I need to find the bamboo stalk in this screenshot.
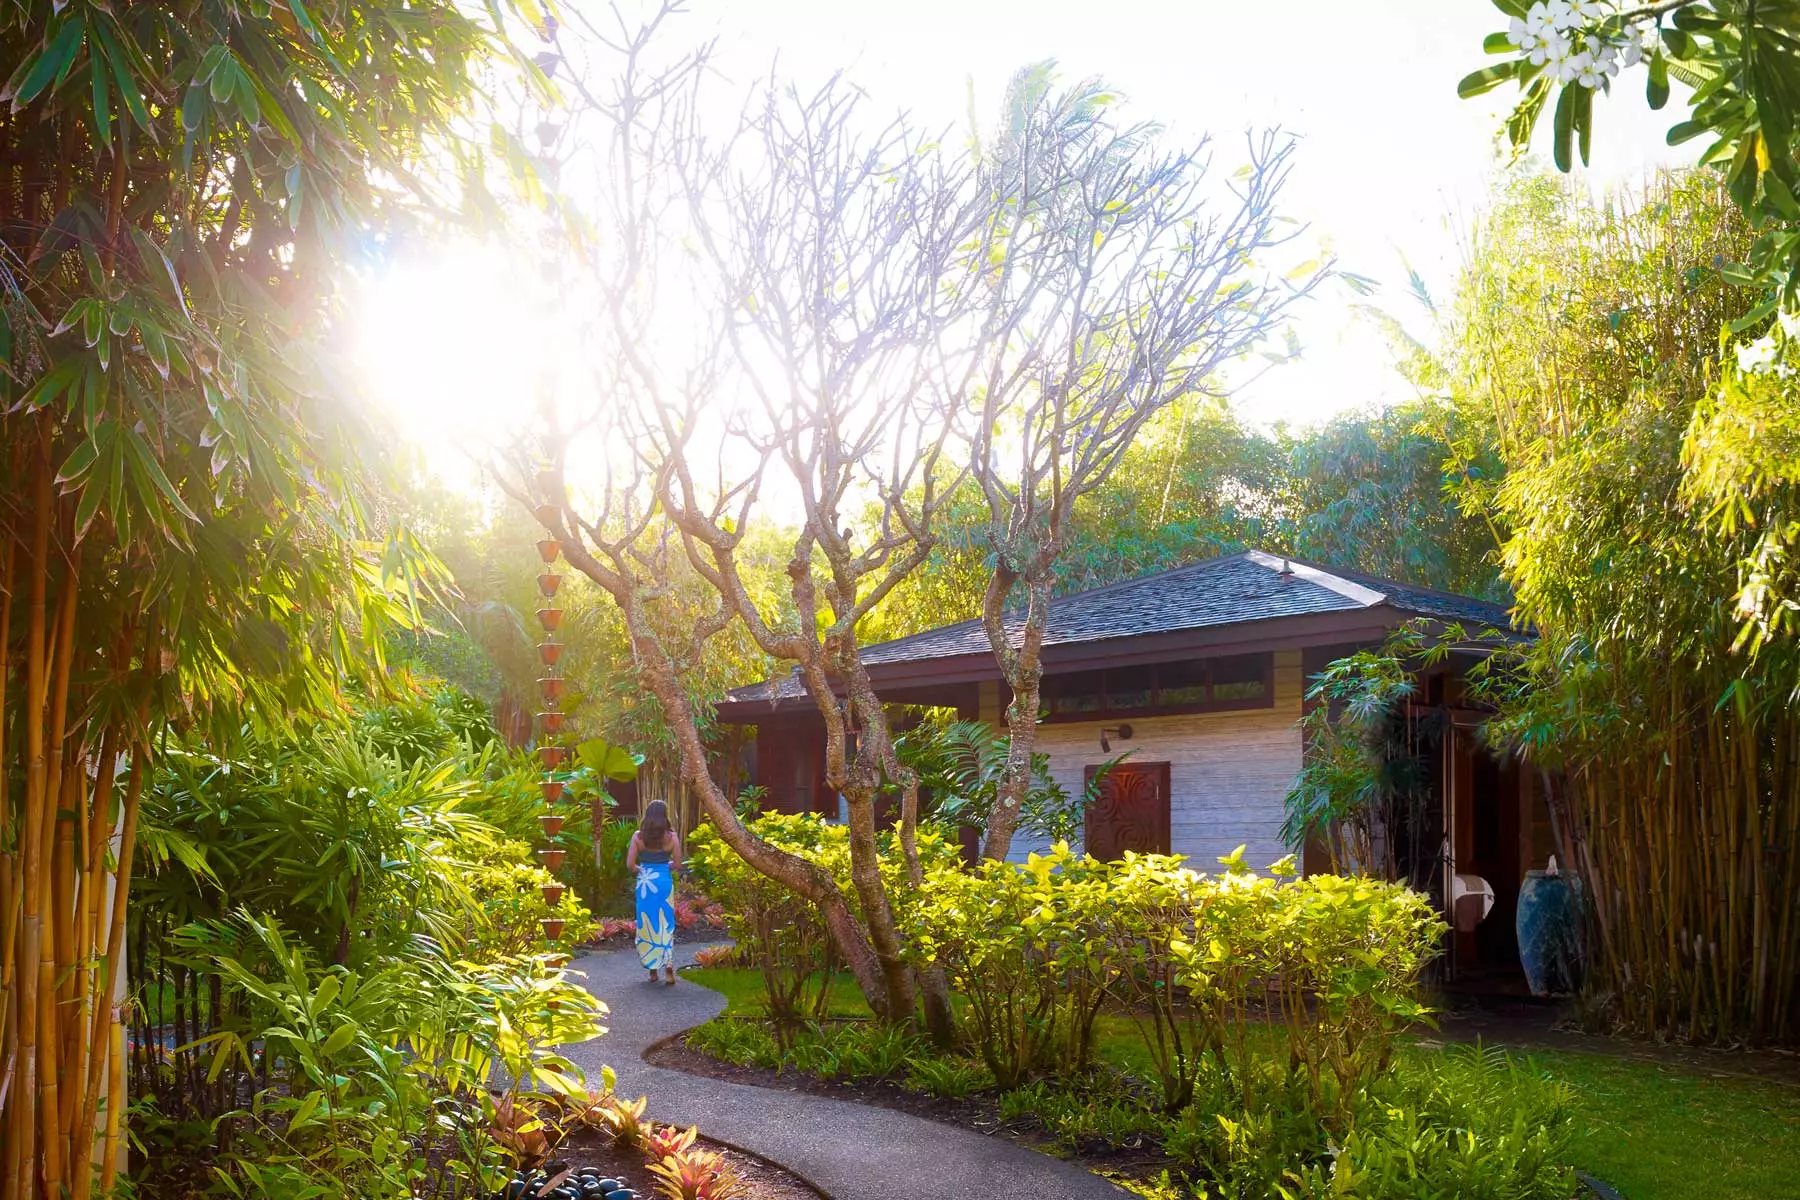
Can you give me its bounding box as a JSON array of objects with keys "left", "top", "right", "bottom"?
[
  {"left": 66, "top": 724, "right": 117, "bottom": 1199},
  {"left": 0, "top": 527, "right": 15, "bottom": 1200},
  {"left": 12, "top": 439, "right": 53, "bottom": 1200},
  {"left": 35, "top": 552, "right": 79, "bottom": 1195}
]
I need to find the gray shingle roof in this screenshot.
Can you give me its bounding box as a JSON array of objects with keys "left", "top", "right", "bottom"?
[{"left": 728, "top": 550, "right": 1515, "bottom": 704}]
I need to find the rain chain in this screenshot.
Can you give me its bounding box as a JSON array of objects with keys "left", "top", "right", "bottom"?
[{"left": 534, "top": 502, "right": 569, "bottom": 956}]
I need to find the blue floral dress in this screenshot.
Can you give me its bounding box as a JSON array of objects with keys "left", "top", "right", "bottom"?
[{"left": 634, "top": 843, "right": 676, "bottom": 970}]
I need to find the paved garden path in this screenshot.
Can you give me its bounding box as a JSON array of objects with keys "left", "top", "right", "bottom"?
[{"left": 561, "top": 945, "right": 1129, "bottom": 1200}]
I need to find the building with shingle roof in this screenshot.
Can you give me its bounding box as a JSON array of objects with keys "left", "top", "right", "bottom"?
[{"left": 717, "top": 550, "right": 1540, "bottom": 981}]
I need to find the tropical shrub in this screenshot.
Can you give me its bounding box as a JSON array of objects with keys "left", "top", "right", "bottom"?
[
  {"left": 896, "top": 841, "right": 1439, "bottom": 1112},
  {"left": 688, "top": 813, "right": 959, "bottom": 1028},
  {"left": 688, "top": 820, "right": 840, "bottom": 1028},
  {"left": 904, "top": 1055, "right": 994, "bottom": 1100},
  {"left": 1258, "top": 874, "right": 1442, "bottom": 1124},
  {"left": 186, "top": 914, "right": 604, "bottom": 1200},
  {"left": 462, "top": 849, "right": 598, "bottom": 959},
  {"left": 1195, "top": 1045, "right": 1579, "bottom": 1200},
  {"left": 1107, "top": 849, "right": 1282, "bottom": 1113},
  {"left": 781, "top": 1021, "right": 924, "bottom": 1081},
  {"left": 901, "top": 843, "right": 1118, "bottom": 1087},
  {"left": 130, "top": 688, "right": 610, "bottom": 1197}
]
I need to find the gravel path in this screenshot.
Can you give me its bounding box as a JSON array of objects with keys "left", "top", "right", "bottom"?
[{"left": 561, "top": 946, "right": 1128, "bottom": 1200}]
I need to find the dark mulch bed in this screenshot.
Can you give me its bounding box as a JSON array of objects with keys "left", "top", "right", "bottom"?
[
  {"left": 540, "top": 1125, "right": 823, "bottom": 1200},
  {"left": 644, "top": 1034, "right": 1169, "bottom": 1181}
]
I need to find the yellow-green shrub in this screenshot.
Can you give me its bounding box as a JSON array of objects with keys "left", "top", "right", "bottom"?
[
  {"left": 900, "top": 842, "right": 1114, "bottom": 1087},
  {"left": 686, "top": 813, "right": 960, "bottom": 1029}
]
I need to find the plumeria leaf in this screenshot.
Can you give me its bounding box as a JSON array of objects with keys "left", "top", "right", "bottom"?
[
  {"left": 1459, "top": 60, "right": 1523, "bottom": 99},
  {"left": 1648, "top": 52, "right": 1671, "bottom": 109}
]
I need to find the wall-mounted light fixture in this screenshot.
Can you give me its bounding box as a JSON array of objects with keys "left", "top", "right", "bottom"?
[{"left": 1099, "top": 724, "right": 1134, "bottom": 753}]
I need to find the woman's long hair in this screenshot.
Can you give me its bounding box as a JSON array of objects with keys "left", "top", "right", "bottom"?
[{"left": 640, "top": 799, "right": 672, "bottom": 850}]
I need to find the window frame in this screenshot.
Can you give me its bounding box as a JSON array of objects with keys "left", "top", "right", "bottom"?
[{"left": 1039, "top": 652, "right": 1275, "bottom": 724}]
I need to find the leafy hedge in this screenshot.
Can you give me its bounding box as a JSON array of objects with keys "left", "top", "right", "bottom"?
[{"left": 687, "top": 815, "right": 1578, "bottom": 1198}]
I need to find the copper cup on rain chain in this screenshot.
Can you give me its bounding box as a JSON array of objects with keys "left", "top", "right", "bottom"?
[
  {"left": 541, "top": 917, "right": 566, "bottom": 941},
  {"left": 538, "top": 710, "right": 566, "bottom": 736},
  {"left": 539, "top": 642, "right": 565, "bottom": 668},
  {"left": 534, "top": 503, "right": 560, "bottom": 527},
  {"left": 541, "top": 779, "right": 566, "bottom": 805},
  {"left": 536, "top": 539, "right": 561, "bottom": 564},
  {"left": 539, "top": 814, "right": 566, "bottom": 839},
  {"left": 537, "top": 607, "right": 563, "bottom": 633},
  {"left": 541, "top": 883, "right": 565, "bottom": 907},
  {"left": 539, "top": 677, "right": 567, "bottom": 705},
  {"left": 546, "top": 952, "right": 571, "bottom": 969},
  {"left": 538, "top": 572, "right": 562, "bottom": 598},
  {"left": 539, "top": 745, "right": 569, "bottom": 769},
  {"left": 538, "top": 848, "right": 566, "bottom": 872}
]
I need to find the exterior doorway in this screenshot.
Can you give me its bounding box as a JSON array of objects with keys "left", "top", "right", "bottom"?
[{"left": 1084, "top": 761, "right": 1172, "bottom": 860}]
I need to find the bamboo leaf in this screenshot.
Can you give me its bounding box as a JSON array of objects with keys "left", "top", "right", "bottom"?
[
  {"left": 123, "top": 423, "right": 201, "bottom": 523},
  {"left": 93, "top": 20, "right": 151, "bottom": 133},
  {"left": 90, "top": 50, "right": 111, "bottom": 147},
  {"left": 11, "top": 16, "right": 84, "bottom": 108}
]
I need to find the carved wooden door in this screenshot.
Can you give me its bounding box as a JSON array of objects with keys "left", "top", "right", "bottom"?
[{"left": 1083, "top": 762, "right": 1172, "bottom": 860}]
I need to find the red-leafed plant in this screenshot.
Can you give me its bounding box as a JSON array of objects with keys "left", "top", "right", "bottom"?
[
  {"left": 647, "top": 1149, "right": 748, "bottom": 1200},
  {"left": 646, "top": 1123, "right": 699, "bottom": 1160}
]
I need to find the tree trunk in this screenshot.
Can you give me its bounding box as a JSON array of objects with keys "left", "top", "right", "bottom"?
[
  {"left": 981, "top": 574, "right": 1051, "bottom": 863},
  {"left": 606, "top": 592, "right": 899, "bottom": 1017}
]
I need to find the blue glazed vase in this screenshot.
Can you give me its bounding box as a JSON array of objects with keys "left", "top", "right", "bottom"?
[{"left": 1516, "top": 870, "right": 1582, "bottom": 996}]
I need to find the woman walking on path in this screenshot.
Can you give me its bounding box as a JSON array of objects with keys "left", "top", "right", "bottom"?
[{"left": 626, "top": 799, "right": 682, "bottom": 985}]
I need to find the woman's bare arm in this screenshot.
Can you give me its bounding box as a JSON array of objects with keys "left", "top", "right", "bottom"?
[{"left": 625, "top": 830, "right": 640, "bottom": 870}]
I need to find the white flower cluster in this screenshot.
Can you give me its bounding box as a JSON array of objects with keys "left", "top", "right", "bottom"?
[
  {"left": 1736, "top": 310, "right": 1800, "bottom": 378},
  {"left": 1507, "top": 0, "right": 1648, "bottom": 88}
]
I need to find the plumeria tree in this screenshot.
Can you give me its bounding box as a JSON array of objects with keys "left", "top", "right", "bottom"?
[
  {"left": 963, "top": 67, "right": 1317, "bottom": 861},
  {"left": 505, "top": 13, "right": 1308, "bottom": 1028}
]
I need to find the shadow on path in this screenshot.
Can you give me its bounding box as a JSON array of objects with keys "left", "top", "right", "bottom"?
[{"left": 561, "top": 945, "right": 1128, "bottom": 1200}]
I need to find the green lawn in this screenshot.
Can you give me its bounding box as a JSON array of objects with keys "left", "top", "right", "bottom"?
[
  {"left": 685, "top": 965, "right": 877, "bottom": 1019},
  {"left": 1486, "top": 1045, "right": 1799, "bottom": 1200},
  {"left": 678, "top": 968, "right": 1799, "bottom": 1200}
]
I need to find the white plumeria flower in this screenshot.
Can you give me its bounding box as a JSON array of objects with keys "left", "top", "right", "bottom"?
[
  {"left": 1546, "top": 38, "right": 1589, "bottom": 82},
  {"left": 1778, "top": 307, "right": 1800, "bottom": 341},
  {"left": 1737, "top": 336, "right": 1779, "bottom": 373},
  {"left": 1569, "top": 38, "right": 1613, "bottom": 87},
  {"left": 1533, "top": 33, "right": 1571, "bottom": 68},
  {"left": 1620, "top": 37, "right": 1644, "bottom": 68},
  {"left": 1563, "top": 0, "right": 1611, "bottom": 26},
  {"left": 1546, "top": 0, "right": 1577, "bottom": 31},
  {"left": 1509, "top": 15, "right": 1549, "bottom": 53},
  {"left": 1512, "top": 1, "right": 1557, "bottom": 51}
]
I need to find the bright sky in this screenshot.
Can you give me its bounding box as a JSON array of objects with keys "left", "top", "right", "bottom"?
[{"left": 345, "top": 0, "right": 1696, "bottom": 486}]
